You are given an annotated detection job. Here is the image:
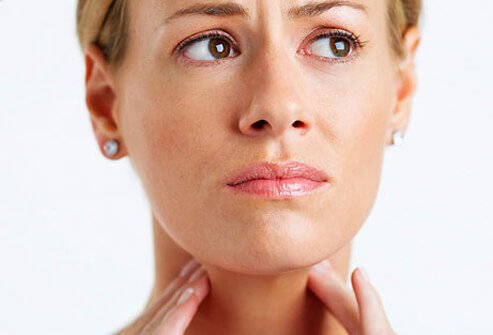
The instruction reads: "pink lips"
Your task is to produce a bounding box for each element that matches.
[226,161,330,199]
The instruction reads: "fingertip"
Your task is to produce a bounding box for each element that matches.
[156,289,202,334]
[357,267,383,305]
[310,259,333,274]
[351,267,392,333]
[155,276,210,334]
[358,267,370,283]
[307,264,362,334]
[307,260,332,286]
[193,274,211,302]
[351,267,371,308]
[351,267,371,291]
[177,287,195,306]
[179,258,200,277]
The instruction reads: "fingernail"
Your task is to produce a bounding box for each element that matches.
[187,266,206,283]
[177,287,194,306]
[359,267,370,283]
[179,258,198,277]
[312,259,332,273]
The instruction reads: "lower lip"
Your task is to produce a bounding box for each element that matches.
[227,178,328,199]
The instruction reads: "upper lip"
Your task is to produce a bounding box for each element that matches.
[226,161,330,186]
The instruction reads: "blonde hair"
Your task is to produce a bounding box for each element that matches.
[76,0,128,65]
[76,0,422,66]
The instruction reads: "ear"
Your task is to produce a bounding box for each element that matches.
[84,43,127,159]
[387,26,421,145]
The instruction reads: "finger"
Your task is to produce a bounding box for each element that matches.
[144,258,201,313]
[166,266,208,311]
[121,258,202,334]
[144,266,208,333]
[156,258,202,304]
[153,271,210,335]
[351,267,394,335]
[307,260,361,335]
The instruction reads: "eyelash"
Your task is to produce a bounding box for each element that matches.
[176,29,368,65]
[177,31,231,53]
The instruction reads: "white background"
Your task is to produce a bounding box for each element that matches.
[1,1,492,334]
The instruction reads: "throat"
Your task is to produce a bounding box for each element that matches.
[183,266,345,335]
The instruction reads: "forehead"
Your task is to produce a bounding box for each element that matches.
[130,0,382,26]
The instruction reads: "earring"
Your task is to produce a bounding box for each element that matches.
[391,130,404,146]
[103,139,120,157]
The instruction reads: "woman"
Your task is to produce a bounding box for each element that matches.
[76,0,422,333]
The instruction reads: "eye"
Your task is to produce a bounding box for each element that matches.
[305,30,363,61]
[312,36,351,58]
[177,32,238,62]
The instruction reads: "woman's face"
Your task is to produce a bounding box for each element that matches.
[109,0,409,273]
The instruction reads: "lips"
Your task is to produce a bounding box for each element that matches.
[226,161,329,186]
[225,161,330,198]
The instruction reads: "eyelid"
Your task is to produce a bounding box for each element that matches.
[312,29,365,49]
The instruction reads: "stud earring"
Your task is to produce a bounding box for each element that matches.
[103,139,120,157]
[391,130,404,146]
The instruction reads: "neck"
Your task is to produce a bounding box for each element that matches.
[147,214,352,335]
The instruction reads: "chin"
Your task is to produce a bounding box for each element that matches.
[201,212,343,275]
[211,250,325,275]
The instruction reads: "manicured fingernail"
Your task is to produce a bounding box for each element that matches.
[187,266,206,283]
[179,258,198,277]
[177,287,194,306]
[312,259,332,272]
[359,267,370,283]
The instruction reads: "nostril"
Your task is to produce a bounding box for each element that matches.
[292,120,305,128]
[252,120,268,130]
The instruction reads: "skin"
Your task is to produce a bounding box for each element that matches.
[84,0,420,333]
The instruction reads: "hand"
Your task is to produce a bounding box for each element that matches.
[115,258,209,335]
[307,260,396,335]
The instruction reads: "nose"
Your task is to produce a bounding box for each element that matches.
[238,47,314,139]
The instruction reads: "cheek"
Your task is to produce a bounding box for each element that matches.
[122,63,220,168]
[119,76,230,246]
[326,80,391,242]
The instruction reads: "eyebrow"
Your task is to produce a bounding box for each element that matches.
[164,1,368,24]
[289,0,368,19]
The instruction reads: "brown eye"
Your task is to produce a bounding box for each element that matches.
[209,38,231,59]
[308,34,355,59]
[330,38,351,57]
[182,35,235,61]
